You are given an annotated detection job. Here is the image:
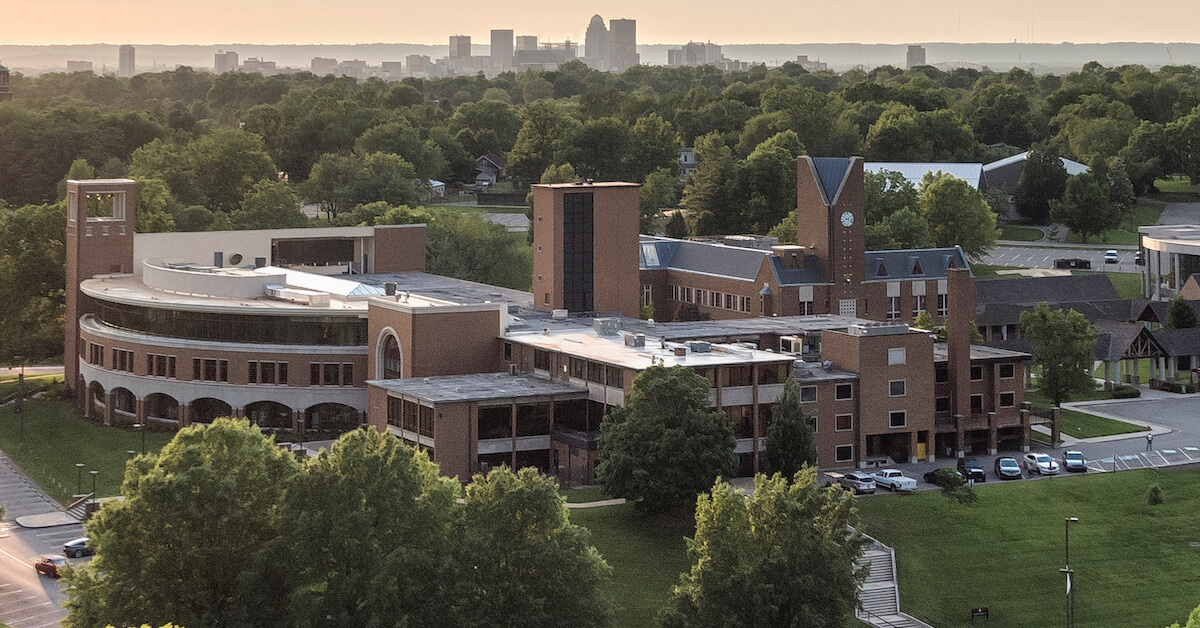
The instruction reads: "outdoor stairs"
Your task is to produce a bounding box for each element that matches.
[856,538,934,628]
[66,494,90,521]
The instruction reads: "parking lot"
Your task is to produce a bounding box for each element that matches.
[983,245,1142,275]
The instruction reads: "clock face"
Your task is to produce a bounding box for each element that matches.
[840,211,855,227]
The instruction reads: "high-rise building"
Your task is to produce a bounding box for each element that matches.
[906,45,926,69]
[584,15,609,71]
[406,55,431,75]
[67,60,94,73]
[0,62,11,102]
[311,57,339,76]
[214,50,239,74]
[449,35,471,59]
[381,61,404,79]
[118,45,136,78]
[490,29,514,76]
[607,19,638,73]
[515,36,539,52]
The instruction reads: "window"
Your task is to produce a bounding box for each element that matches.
[311,362,353,386]
[810,416,818,433]
[799,300,814,315]
[725,293,734,310]
[935,366,949,383]
[889,379,906,397]
[912,294,926,317]
[936,397,950,412]
[261,362,276,385]
[342,363,354,386]
[504,342,512,361]
[971,394,984,414]
[800,385,817,403]
[642,284,653,307]
[193,358,228,382]
[278,363,288,385]
[836,445,853,462]
[835,383,853,400]
[836,413,853,431]
[970,365,983,381]
[147,354,176,379]
[887,296,901,320]
[605,366,623,388]
[534,350,550,371]
[111,349,134,373]
[569,357,586,379]
[248,361,258,383]
[685,287,693,303]
[999,363,1015,379]
[88,344,105,366]
[741,296,752,312]
[889,410,906,428]
[888,347,906,365]
[587,361,604,384]
[1000,392,1016,408]
[937,293,948,317]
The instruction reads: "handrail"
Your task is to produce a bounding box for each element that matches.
[67,493,93,511]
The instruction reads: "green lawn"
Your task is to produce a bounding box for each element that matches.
[999,225,1044,242]
[0,400,174,502]
[563,485,609,503]
[1154,177,1200,201]
[570,503,693,628]
[1066,197,1165,246]
[1104,272,1142,299]
[0,374,61,402]
[1057,407,1149,439]
[856,470,1200,628]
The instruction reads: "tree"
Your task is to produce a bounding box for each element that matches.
[761,381,817,477]
[681,132,736,235]
[508,100,579,185]
[566,117,633,181]
[234,179,308,230]
[134,178,177,233]
[64,418,300,628]
[423,211,532,291]
[282,428,460,628]
[867,105,981,162]
[734,136,798,233]
[919,173,999,260]
[766,210,796,244]
[869,206,932,250]
[185,128,278,215]
[964,82,1038,148]
[303,152,419,219]
[450,99,522,158]
[1013,145,1068,224]
[0,202,67,364]
[659,471,867,628]
[354,120,446,182]
[454,467,612,628]
[640,168,678,234]
[597,366,737,514]
[864,169,919,224]
[1020,303,1099,408]
[1165,601,1200,628]
[1120,121,1171,196]
[1050,171,1122,243]
[1167,295,1199,330]
[628,113,681,181]
[665,211,689,239]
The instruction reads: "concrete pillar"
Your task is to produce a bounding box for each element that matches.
[1050,408,1061,450]
[955,417,966,458]
[1019,406,1031,452]
[103,392,114,426]
[1174,253,1182,290]
[179,404,190,427]
[1103,361,1113,390]
[751,365,760,474]
[510,401,517,469]
[987,411,998,455]
[908,430,919,464]
[135,398,146,424]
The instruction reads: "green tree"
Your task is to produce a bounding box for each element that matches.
[64,418,300,628]
[423,211,532,291]
[629,113,682,181]
[1120,121,1171,196]
[597,366,737,514]
[508,100,579,185]
[761,381,817,477]
[766,210,797,244]
[1049,94,1139,165]
[567,117,633,181]
[640,167,678,233]
[867,105,981,162]
[1013,145,1068,224]
[234,179,308,230]
[1167,295,1199,330]
[964,82,1038,148]
[186,128,277,215]
[283,428,460,628]
[1020,303,1099,407]
[57,158,96,200]
[172,205,215,232]
[1165,601,1200,628]
[455,467,612,628]
[0,202,67,364]
[1050,171,1122,243]
[864,169,920,224]
[735,136,798,233]
[659,471,867,628]
[665,211,689,239]
[134,178,177,233]
[919,173,999,260]
[681,132,736,235]
[450,99,522,158]
[354,120,446,182]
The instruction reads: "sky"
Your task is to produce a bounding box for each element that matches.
[9,0,1200,46]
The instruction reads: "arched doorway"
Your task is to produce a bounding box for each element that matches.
[377,329,403,379]
[87,381,106,420]
[246,401,293,432]
[144,393,180,423]
[190,398,233,424]
[305,403,361,436]
[111,387,136,416]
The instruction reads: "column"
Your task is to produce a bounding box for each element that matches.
[955,417,966,458]
[292,410,303,435]
[135,398,146,425]
[1174,253,1182,291]
[1019,406,1031,452]
[510,401,517,469]
[179,404,190,427]
[987,411,998,456]
[908,431,918,464]
[103,392,114,426]
[1103,361,1112,391]
[751,365,760,474]
[1050,408,1061,450]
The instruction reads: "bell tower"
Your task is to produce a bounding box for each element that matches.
[796,156,865,316]
[64,179,138,396]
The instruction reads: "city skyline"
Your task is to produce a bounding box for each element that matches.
[9,0,1200,46]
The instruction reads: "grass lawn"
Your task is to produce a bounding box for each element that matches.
[0,374,61,402]
[563,485,609,503]
[1066,197,1165,246]
[1154,177,1200,201]
[0,400,174,502]
[856,470,1200,627]
[999,225,1044,242]
[1057,407,1149,439]
[1104,272,1142,299]
[569,503,693,628]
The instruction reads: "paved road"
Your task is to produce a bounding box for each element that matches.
[984,245,1142,274]
[1158,202,1200,225]
[0,453,75,628]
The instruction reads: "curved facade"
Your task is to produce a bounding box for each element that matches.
[1140,225,1200,299]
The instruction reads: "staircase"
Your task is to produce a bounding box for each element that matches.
[856,536,934,628]
[66,494,92,521]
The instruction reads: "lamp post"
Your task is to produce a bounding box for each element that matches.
[14,357,24,449]
[1063,517,1079,628]
[89,470,99,510]
[75,463,85,495]
[126,450,136,459]
[133,422,146,454]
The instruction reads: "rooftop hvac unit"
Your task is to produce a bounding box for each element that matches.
[779,335,805,354]
[384,282,397,296]
[594,317,620,336]
[624,333,646,347]
[551,309,568,320]
[686,341,711,353]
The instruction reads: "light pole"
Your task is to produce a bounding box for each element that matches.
[1062,517,1079,628]
[14,358,24,449]
[133,422,146,454]
[89,470,99,511]
[75,463,84,495]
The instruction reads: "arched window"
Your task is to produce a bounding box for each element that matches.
[383,335,402,379]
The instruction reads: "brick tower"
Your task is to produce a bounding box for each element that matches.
[796,156,865,317]
[64,179,137,396]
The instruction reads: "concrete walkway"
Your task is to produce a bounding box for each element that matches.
[565,498,626,509]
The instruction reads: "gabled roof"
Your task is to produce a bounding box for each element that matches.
[865,162,984,189]
[769,254,825,286]
[863,247,971,282]
[811,157,852,205]
[976,299,1143,327]
[476,153,506,169]
[1092,320,1154,361]
[638,236,767,281]
[975,274,1119,307]
[1153,327,1200,357]
[1139,299,1200,324]
[982,151,1089,176]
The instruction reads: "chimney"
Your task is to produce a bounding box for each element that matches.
[946,265,977,458]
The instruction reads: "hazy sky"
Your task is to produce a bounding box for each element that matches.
[11,0,1200,45]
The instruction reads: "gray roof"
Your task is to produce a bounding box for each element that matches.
[769,255,826,285]
[619,314,873,343]
[982,151,1089,176]
[811,157,852,204]
[863,247,971,282]
[1153,327,1200,358]
[932,343,1030,362]
[368,373,588,404]
[639,236,768,281]
[976,299,1144,327]
[1092,320,1150,362]
[865,162,984,189]
[975,274,1119,307]
[1139,299,1200,325]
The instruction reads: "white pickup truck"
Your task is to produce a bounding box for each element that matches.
[870,469,918,492]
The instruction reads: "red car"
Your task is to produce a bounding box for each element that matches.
[34,555,68,578]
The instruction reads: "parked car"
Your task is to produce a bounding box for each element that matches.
[1104,250,1119,264]
[839,471,877,495]
[870,469,918,492]
[1023,452,1061,475]
[957,457,987,482]
[923,467,964,488]
[34,555,68,578]
[63,537,93,559]
[1062,450,1088,473]
[994,457,1023,480]
[1054,258,1091,269]
[1135,250,1145,266]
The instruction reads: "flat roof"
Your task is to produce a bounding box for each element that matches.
[81,273,368,315]
[619,314,874,341]
[533,181,639,189]
[506,327,795,370]
[932,343,1030,362]
[1140,225,1200,256]
[368,373,588,403]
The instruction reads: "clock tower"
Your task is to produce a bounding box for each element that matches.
[796,156,865,316]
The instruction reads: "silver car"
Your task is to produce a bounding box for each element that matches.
[1023,452,1060,475]
[840,472,877,494]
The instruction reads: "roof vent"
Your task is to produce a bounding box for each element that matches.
[624,333,646,347]
[384,282,397,296]
[686,341,712,353]
[551,309,568,320]
[875,259,888,277]
[594,317,620,336]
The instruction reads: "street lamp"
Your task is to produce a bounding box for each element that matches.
[14,357,24,449]
[133,422,146,454]
[89,470,99,510]
[126,450,136,459]
[75,463,84,495]
[1062,517,1080,628]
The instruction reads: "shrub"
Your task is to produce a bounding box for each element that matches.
[1111,385,1141,399]
[1148,484,1164,506]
